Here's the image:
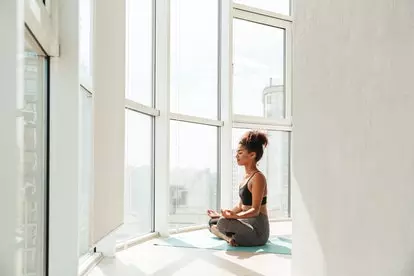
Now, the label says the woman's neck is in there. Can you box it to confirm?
[244,164,258,175]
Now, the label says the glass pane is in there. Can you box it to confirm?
[78,88,93,256]
[233,0,290,15]
[169,121,218,229]
[170,0,218,119]
[116,111,153,242]
[233,19,285,118]
[16,40,47,276]
[80,0,93,78]
[232,129,290,219]
[126,0,153,106]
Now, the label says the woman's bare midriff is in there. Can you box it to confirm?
[241,204,268,216]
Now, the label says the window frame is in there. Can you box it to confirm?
[232,125,292,219]
[166,0,223,232]
[119,108,155,243]
[117,0,159,248]
[231,4,293,127]
[229,2,293,218]
[19,27,50,276]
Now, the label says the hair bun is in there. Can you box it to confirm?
[250,130,268,148]
[239,130,268,162]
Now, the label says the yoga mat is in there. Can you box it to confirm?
[154,229,292,255]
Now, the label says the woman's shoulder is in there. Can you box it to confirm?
[250,171,267,185]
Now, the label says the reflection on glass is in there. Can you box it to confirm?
[233,0,290,15]
[116,111,153,242]
[16,39,47,276]
[78,88,93,256]
[170,0,218,119]
[126,0,153,106]
[169,121,218,230]
[233,19,285,118]
[232,128,290,219]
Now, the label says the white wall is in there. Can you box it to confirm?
[0,0,23,275]
[292,0,414,275]
[49,0,80,273]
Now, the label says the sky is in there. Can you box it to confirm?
[79,0,289,170]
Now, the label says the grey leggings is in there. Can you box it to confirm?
[214,213,270,246]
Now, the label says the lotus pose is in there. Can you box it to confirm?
[207,130,270,247]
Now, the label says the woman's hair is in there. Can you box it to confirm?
[239,130,268,162]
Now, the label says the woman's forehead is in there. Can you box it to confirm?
[237,144,246,151]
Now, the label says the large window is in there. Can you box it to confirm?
[125,0,153,106]
[168,0,221,231]
[116,110,153,241]
[16,36,48,276]
[233,18,285,118]
[230,3,292,218]
[170,0,219,119]
[117,0,156,245]
[169,121,218,229]
[232,128,290,219]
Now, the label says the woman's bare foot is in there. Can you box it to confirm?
[207,209,220,218]
[229,238,238,247]
[210,225,232,243]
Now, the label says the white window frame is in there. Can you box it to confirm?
[231,3,293,127]
[117,0,161,247]
[229,2,293,218]
[167,0,223,233]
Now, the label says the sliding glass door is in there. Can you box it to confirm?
[16,32,48,276]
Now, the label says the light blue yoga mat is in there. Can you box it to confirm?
[154,229,292,255]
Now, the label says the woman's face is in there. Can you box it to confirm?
[235,144,255,166]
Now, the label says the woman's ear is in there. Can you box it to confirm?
[249,151,256,160]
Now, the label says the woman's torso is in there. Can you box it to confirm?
[239,171,268,216]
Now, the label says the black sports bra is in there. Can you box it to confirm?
[239,171,267,206]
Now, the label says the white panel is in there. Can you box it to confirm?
[219,0,233,209]
[0,0,23,275]
[125,99,159,116]
[49,0,80,275]
[92,0,126,244]
[169,112,223,127]
[293,0,414,275]
[233,3,292,22]
[154,0,171,237]
[233,114,292,127]
[232,7,291,29]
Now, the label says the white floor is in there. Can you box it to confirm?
[88,221,292,276]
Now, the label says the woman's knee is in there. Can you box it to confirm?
[208,217,219,228]
[216,217,229,232]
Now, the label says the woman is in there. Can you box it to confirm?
[207,130,270,247]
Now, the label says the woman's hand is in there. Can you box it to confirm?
[207,209,220,218]
[221,209,237,219]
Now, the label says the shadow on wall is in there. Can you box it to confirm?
[291,174,327,276]
[401,251,414,275]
